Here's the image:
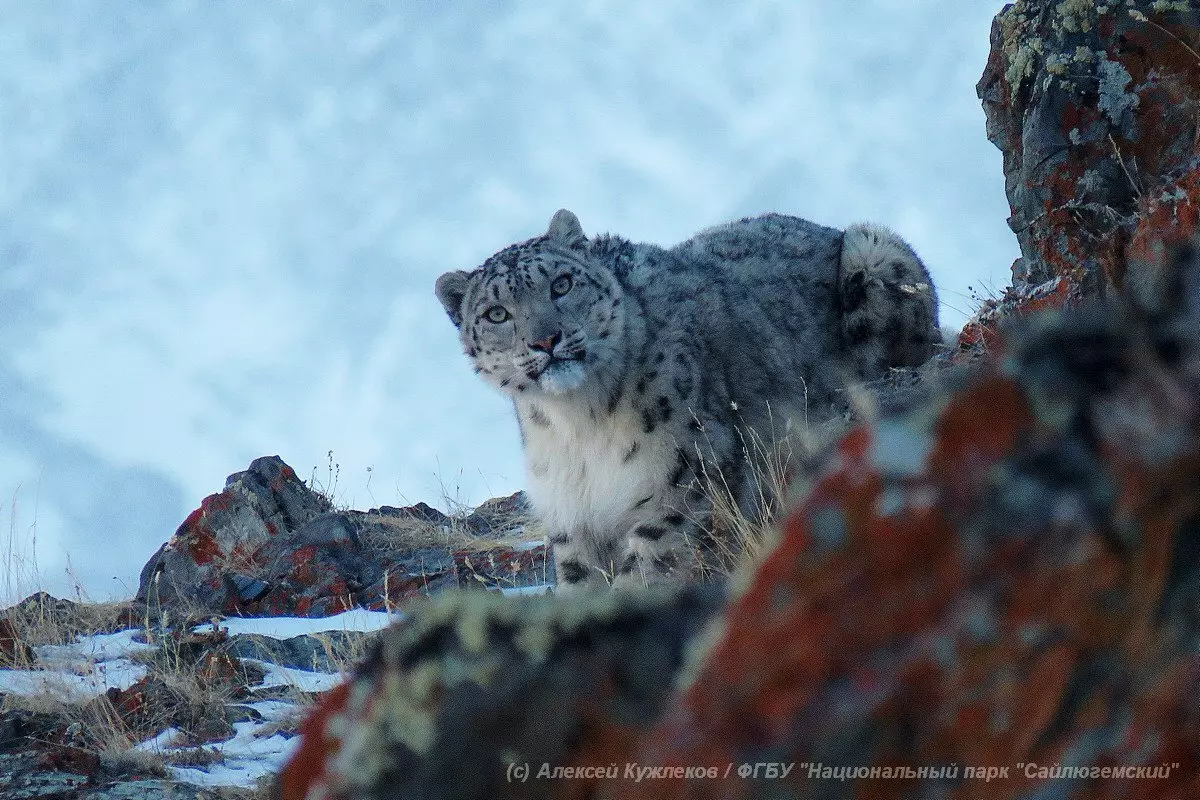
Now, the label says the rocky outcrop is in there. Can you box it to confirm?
[137,457,546,619]
[965,0,1200,347]
[0,619,307,800]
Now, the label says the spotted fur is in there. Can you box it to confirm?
[436,209,937,590]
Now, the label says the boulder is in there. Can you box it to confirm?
[277,586,724,800]
[463,491,530,536]
[136,455,332,616]
[370,502,451,527]
[630,285,1200,797]
[137,456,547,619]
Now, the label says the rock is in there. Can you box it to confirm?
[463,491,530,536]
[0,710,68,754]
[1,591,141,638]
[0,731,225,799]
[78,780,235,800]
[453,545,550,590]
[0,749,92,799]
[136,455,332,616]
[966,0,1200,341]
[276,586,725,800]
[224,629,373,674]
[0,744,233,800]
[2,591,82,622]
[626,288,1200,797]
[137,456,547,618]
[371,502,451,527]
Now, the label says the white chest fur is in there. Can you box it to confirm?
[519,400,674,540]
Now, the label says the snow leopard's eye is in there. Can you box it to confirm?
[550,274,573,298]
[483,306,510,324]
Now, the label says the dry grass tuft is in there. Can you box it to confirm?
[359,508,536,555]
[689,404,848,586]
[3,592,132,649]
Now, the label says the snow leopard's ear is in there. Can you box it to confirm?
[435,270,474,327]
[546,209,586,249]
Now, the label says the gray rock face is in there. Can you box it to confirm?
[977,1,1200,294]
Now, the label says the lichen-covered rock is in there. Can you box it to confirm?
[136,456,546,619]
[276,586,724,800]
[623,242,1200,798]
[136,455,333,616]
[969,0,1200,334]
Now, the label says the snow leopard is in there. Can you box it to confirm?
[435,209,938,591]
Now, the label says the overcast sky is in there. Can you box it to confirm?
[0,1,1015,603]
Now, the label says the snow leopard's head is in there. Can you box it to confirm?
[435,209,630,399]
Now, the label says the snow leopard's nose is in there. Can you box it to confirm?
[528,331,562,354]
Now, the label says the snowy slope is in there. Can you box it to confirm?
[0,610,404,788]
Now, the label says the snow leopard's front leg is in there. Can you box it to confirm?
[610,449,715,590]
[609,334,743,588]
[548,526,610,594]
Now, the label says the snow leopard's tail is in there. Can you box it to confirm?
[838,223,940,381]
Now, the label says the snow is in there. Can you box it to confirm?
[34,629,156,664]
[0,629,155,701]
[134,700,306,788]
[192,607,400,638]
[252,659,345,694]
[0,621,347,788]
[0,658,147,701]
[168,724,300,788]
[0,591,558,789]
[501,584,551,597]
[134,727,184,753]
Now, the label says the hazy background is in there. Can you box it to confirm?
[1,1,1016,603]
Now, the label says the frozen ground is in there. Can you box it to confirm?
[0,606,432,788]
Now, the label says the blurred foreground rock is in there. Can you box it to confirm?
[278,244,1200,800]
[277,587,724,800]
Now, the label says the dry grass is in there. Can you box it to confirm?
[359,511,535,555]
[0,597,276,782]
[582,402,851,592]
[693,406,844,585]
[0,683,171,780]
[4,593,130,650]
[305,628,378,675]
[0,688,78,717]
